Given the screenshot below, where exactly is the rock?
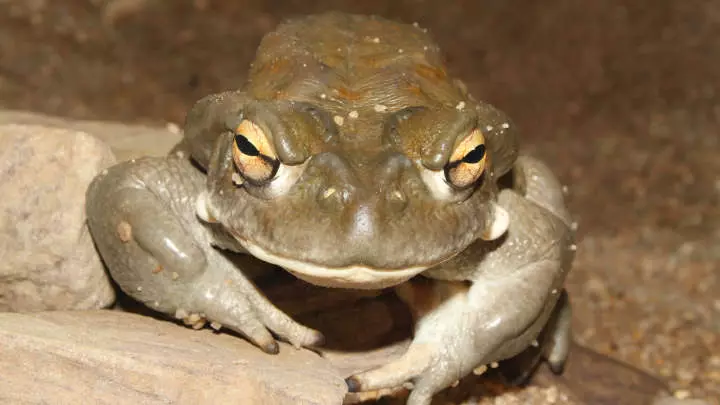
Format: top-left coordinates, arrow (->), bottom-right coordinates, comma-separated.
0,310 -> 346,405
0,110 -> 181,161
0,124 -> 116,311
0,108 -> 182,312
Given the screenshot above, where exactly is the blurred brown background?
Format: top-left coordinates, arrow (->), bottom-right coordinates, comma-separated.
1,0 -> 717,402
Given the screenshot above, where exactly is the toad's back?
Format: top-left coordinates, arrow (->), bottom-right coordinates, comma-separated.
246,13 -> 465,114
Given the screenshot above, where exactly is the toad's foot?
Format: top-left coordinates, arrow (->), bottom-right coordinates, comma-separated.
182,257 -> 325,353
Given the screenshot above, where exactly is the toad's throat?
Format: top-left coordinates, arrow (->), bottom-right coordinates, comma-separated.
238,239 -> 430,289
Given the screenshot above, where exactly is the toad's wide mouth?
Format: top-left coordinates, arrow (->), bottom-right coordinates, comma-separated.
239,240 -> 431,289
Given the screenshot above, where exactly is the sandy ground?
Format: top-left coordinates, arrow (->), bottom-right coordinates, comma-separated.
1,0 -> 718,403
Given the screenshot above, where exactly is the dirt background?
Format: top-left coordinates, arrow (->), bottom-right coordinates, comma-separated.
1,0 -> 718,403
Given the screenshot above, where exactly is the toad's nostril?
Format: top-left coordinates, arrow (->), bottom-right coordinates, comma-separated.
386,189 -> 408,212
317,186 -> 352,211
390,190 -> 405,201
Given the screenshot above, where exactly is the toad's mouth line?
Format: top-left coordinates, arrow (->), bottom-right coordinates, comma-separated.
237,239 -> 431,290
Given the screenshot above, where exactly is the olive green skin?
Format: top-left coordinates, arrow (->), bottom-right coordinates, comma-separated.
86,13 -> 576,405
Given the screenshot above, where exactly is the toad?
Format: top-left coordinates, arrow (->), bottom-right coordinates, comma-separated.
86,12 -> 576,405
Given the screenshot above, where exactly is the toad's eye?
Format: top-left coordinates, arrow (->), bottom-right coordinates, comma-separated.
444,128 -> 487,189
232,119 -> 279,185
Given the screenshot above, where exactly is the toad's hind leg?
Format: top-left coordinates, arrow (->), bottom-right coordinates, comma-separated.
544,289 -> 572,373
498,289 -> 572,385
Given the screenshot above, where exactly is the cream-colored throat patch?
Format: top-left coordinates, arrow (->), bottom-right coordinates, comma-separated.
240,241 -> 429,289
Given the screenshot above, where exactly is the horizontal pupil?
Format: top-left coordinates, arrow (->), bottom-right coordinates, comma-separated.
235,134 -> 260,156
462,144 -> 486,164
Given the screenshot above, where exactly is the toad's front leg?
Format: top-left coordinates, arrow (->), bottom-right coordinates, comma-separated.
85,157 -> 323,353
347,156 -> 575,405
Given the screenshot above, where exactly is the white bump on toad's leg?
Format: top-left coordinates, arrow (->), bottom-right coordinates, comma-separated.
174,308 -> 188,319
481,202 -> 509,241
473,365 -> 488,375
116,220 -> 132,242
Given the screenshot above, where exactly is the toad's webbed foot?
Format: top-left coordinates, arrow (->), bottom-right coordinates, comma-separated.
86,157 -> 323,353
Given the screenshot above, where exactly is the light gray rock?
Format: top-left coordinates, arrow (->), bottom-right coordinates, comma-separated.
0,310 -> 347,405
0,124 -> 116,311
0,109 -> 181,160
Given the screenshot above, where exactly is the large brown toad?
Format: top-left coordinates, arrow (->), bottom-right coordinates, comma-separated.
86,12 -> 576,405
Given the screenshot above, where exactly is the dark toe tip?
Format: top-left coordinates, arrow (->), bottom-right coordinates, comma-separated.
312,332 -> 326,347
549,361 -> 566,374
263,340 -> 280,355
345,376 -> 361,393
